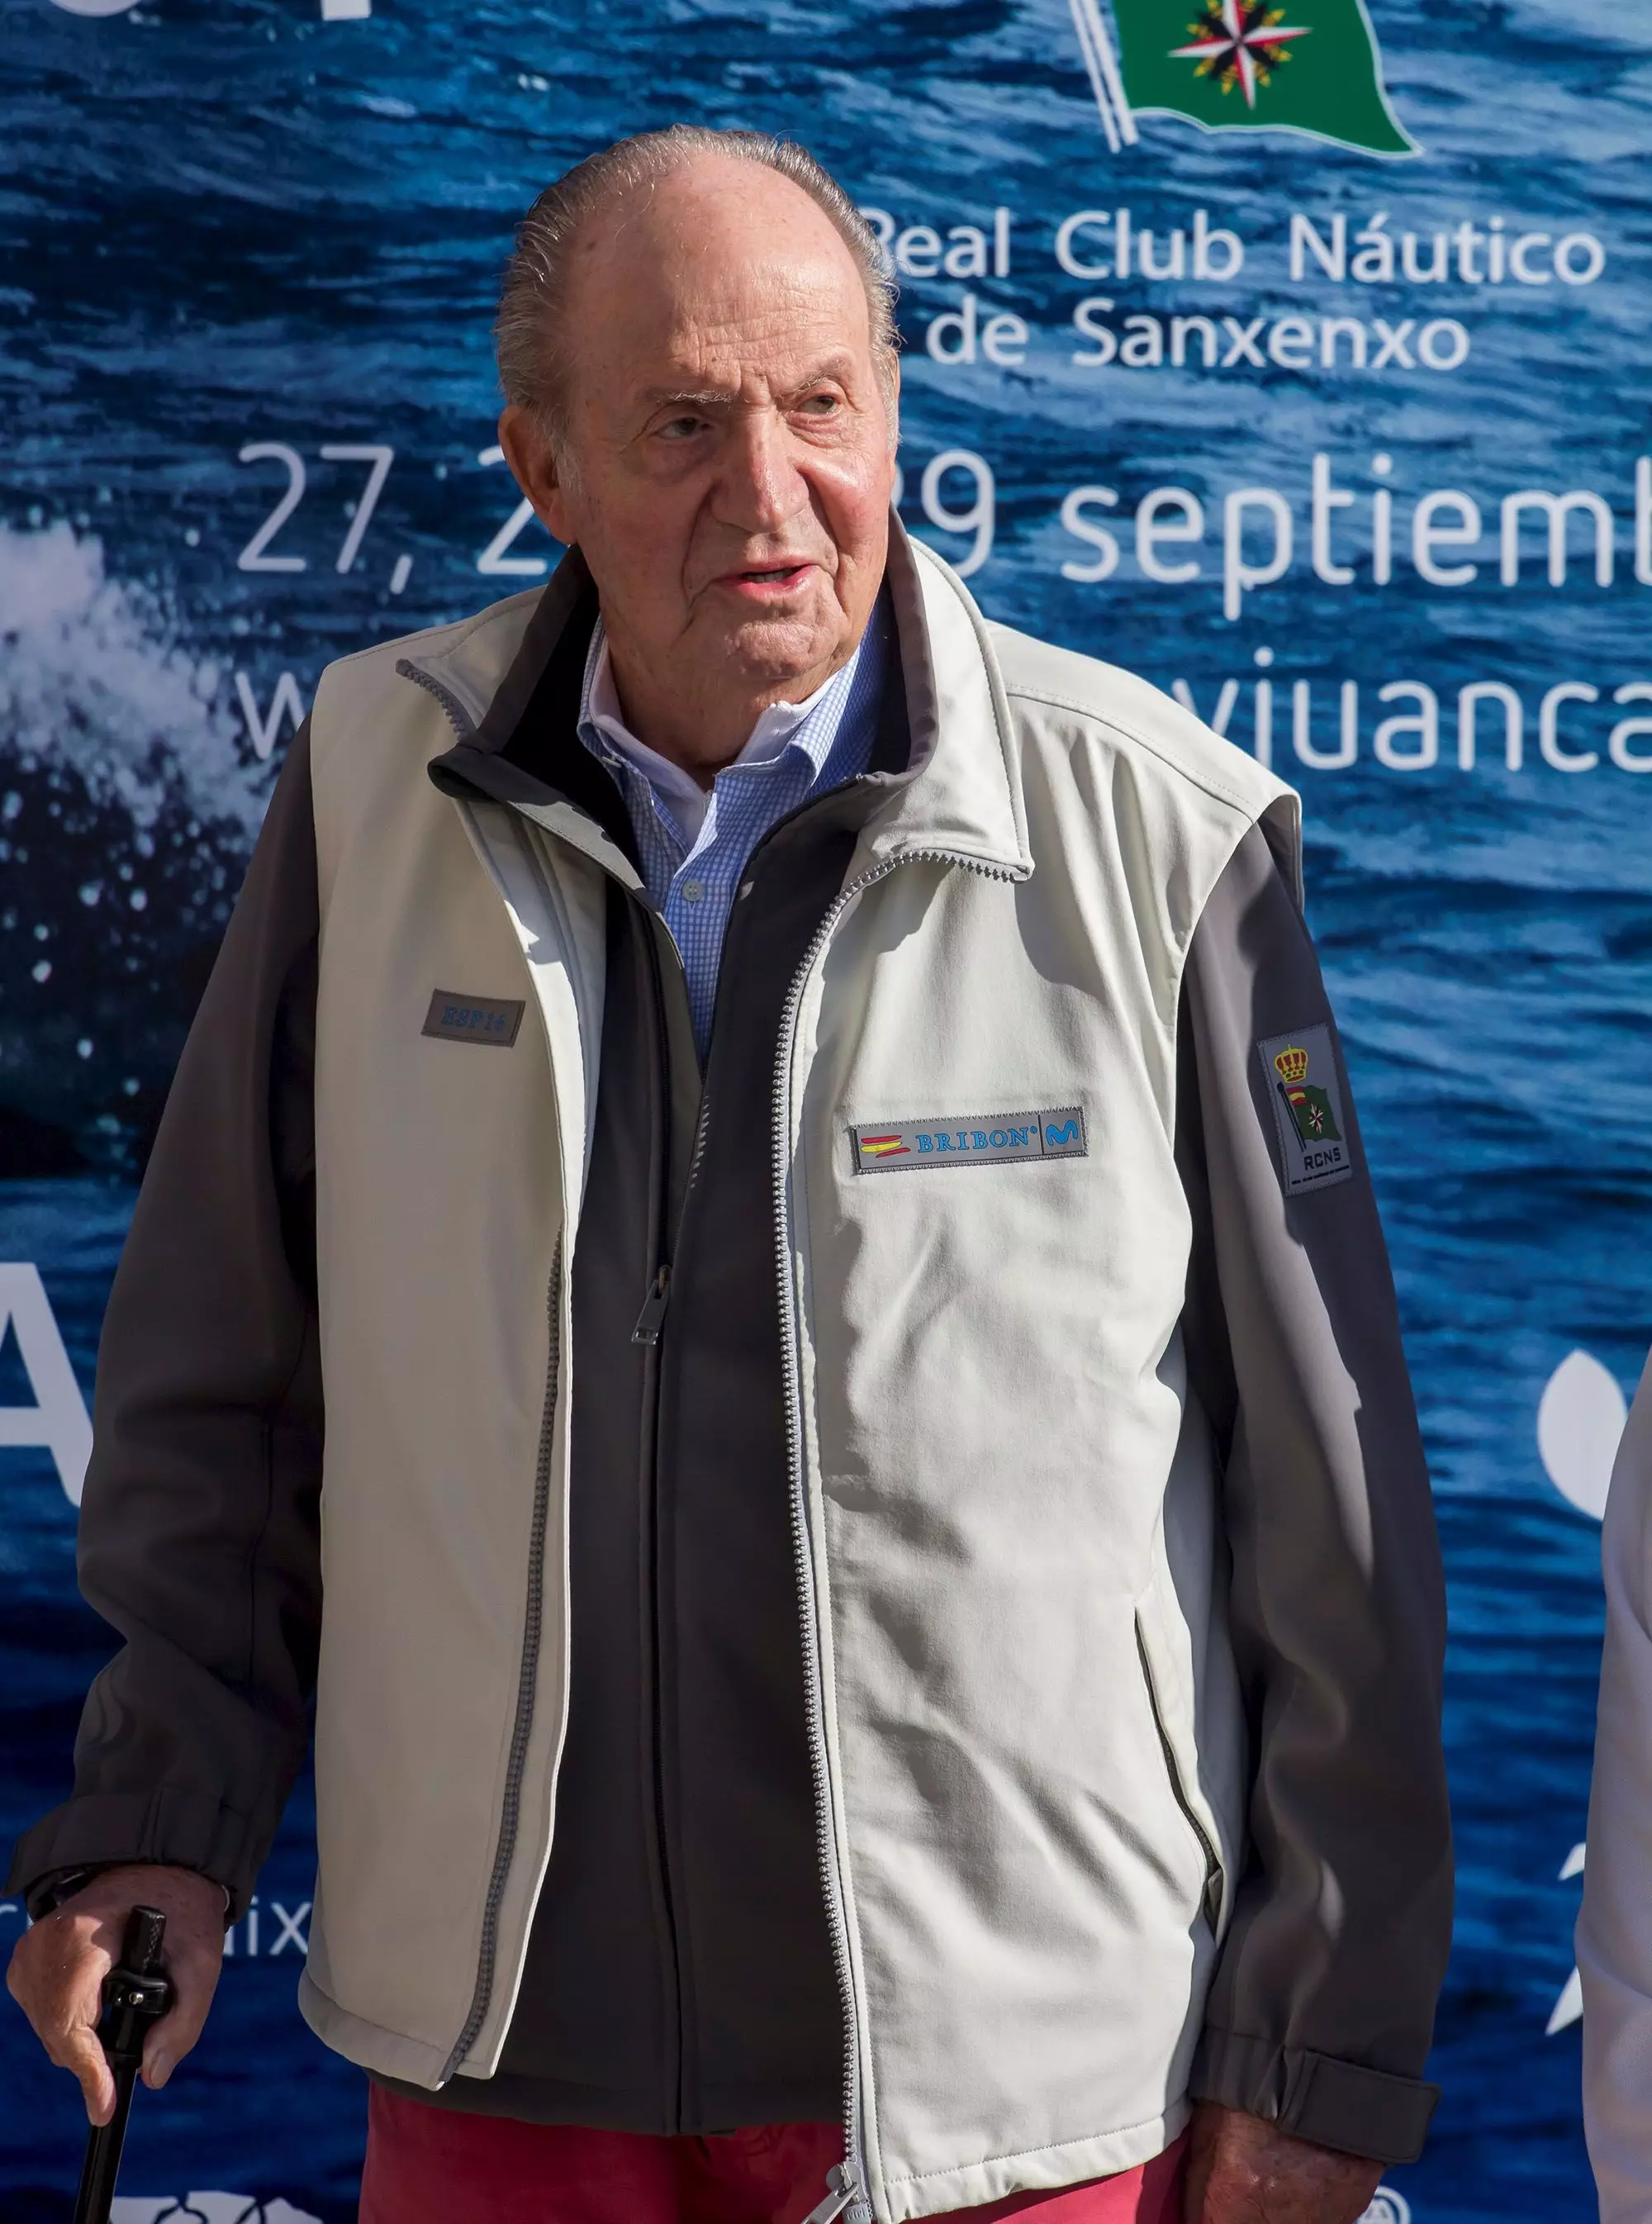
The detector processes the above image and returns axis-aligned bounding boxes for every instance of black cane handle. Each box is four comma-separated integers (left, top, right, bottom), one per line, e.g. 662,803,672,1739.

96,1904,173,2071
120,1904,168,1979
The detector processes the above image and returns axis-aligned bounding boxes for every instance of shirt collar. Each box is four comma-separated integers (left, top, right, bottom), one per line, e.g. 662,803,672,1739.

577,611,882,816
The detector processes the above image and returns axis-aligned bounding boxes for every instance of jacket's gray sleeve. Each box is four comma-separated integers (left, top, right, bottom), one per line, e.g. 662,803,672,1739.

1578,1357,1652,2224
6,724,322,1918
1179,822,1452,2165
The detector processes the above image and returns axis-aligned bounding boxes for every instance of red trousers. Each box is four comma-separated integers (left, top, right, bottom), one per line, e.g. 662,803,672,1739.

361,2089,1189,2224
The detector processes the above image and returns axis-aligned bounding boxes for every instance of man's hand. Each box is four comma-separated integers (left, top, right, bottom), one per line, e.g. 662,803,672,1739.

1184,2103,1384,2224
6,1864,226,2125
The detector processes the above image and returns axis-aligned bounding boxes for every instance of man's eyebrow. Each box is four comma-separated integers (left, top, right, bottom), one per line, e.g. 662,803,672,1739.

638,359,861,411
640,386,730,411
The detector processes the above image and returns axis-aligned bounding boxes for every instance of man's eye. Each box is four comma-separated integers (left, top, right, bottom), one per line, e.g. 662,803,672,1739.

658,415,705,441
798,392,842,415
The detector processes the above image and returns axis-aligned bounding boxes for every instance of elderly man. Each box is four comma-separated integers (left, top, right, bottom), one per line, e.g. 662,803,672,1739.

7,128,1450,2224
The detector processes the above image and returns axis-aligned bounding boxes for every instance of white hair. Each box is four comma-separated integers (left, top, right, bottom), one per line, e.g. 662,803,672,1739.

495,126,900,454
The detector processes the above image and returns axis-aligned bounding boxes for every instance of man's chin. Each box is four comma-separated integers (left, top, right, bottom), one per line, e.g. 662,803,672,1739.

705,608,852,694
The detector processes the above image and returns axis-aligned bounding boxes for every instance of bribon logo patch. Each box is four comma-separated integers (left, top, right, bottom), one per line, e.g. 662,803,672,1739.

1256,1024,1353,1194
849,1107,1088,1174
421,990,525,1048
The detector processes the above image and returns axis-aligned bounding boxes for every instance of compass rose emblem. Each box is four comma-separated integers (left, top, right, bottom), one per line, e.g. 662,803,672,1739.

1170,0,1313,107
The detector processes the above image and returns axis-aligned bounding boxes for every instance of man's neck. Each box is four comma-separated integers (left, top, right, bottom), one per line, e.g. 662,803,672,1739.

601,639,857,788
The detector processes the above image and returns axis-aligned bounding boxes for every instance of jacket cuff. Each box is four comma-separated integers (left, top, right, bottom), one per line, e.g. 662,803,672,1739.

7,1789,264,1921
23,1865,233,1925
1192,2028,1440,2165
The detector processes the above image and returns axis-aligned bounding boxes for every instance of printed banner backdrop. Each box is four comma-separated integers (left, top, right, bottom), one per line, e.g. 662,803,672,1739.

2,0,1649,2215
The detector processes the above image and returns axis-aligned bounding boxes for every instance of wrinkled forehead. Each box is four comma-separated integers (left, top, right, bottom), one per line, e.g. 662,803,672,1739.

562,160,875,402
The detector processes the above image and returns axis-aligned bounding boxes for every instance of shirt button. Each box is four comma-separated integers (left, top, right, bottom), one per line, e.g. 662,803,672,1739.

681,879,705,904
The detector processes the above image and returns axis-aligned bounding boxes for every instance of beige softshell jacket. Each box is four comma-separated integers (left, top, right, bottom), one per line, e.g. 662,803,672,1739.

297,538,1287,2217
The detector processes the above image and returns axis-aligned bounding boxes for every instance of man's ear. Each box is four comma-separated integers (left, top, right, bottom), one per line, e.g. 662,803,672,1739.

497,405,576,546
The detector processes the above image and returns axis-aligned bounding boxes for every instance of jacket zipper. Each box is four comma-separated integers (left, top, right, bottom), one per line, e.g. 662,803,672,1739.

1135,1622,1225,1932
396,657,477,744
440,1242,563,2081
801,2162,866,2224
629,904,713,1348
636,1082,715,1343
630,900,694,2123
632,1263,672,1346
772,846,1019,2224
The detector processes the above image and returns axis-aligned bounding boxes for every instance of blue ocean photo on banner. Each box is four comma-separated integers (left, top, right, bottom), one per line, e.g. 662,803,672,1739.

2,0,1649,2216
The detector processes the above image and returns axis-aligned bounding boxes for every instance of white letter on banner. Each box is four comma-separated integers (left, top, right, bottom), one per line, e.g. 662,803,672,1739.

1459,682,1524,771
1609,685,1652,772
1289,213,1344,282
1055,211,1114,278
1555,233,1606,285
1412,492,1483,586
1321,318,1368,370
1223,490,1293,620
1170,316,1218,368
1311,454,1355,586
925,293,978,364
1192,210,1242,280
1070,298,1117,365
1417,319,1469,371
1540,682,1600,772
1501,490,1615,587
235,670,307,762
895,225,942,278
1137,488,1203,582
942,226,988,279
981,312,1028,366
0,1265,92,1506
858,207,895,273
1060,488,1121,582
1293,680,1359,770
1374,682,1440,770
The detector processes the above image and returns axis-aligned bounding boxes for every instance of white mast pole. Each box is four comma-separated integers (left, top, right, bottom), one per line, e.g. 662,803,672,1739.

1069,0,1139,148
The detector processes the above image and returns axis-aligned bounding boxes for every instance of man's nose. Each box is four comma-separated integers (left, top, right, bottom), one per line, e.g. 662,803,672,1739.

714,408,808,535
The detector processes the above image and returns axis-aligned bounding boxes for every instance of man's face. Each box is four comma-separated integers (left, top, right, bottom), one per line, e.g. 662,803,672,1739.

501,158,896,723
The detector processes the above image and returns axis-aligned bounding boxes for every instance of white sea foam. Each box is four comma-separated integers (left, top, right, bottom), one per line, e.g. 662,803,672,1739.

0,521,264,839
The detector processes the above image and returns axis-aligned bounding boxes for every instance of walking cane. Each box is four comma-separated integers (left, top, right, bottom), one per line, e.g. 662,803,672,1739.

72,1905,174,2224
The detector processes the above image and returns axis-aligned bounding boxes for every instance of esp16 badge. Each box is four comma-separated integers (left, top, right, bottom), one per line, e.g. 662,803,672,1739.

1256,1025,1353,1196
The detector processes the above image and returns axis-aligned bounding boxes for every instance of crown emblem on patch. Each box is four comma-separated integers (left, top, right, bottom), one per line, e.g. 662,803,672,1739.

1273,1043,1310,1086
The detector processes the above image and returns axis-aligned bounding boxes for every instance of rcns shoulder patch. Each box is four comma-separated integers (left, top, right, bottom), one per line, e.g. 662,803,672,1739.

1257,1024,1354,1195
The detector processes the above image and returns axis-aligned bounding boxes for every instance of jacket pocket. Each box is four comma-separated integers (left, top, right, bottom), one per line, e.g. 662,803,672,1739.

1133,1604,1228,1938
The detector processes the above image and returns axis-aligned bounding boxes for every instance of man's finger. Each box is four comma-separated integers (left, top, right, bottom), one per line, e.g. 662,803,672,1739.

141,1991,206,2089
54,2022,117,2127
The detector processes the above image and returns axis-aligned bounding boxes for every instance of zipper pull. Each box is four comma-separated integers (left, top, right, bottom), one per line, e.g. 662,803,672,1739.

631,1265,672,1347
802,2160,864,2224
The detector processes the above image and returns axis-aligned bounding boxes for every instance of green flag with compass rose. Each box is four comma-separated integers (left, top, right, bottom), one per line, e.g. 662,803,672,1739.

1107,0,1416,154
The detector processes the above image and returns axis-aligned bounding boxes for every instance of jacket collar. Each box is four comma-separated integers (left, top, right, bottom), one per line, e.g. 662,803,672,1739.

406,516,1031,884
400,552,596,750
862,519,1031,880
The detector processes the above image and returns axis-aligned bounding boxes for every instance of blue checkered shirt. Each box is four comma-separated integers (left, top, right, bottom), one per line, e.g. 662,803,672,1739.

578,608,888,1057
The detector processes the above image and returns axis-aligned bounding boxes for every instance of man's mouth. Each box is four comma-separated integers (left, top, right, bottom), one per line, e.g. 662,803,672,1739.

723,561,814,596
